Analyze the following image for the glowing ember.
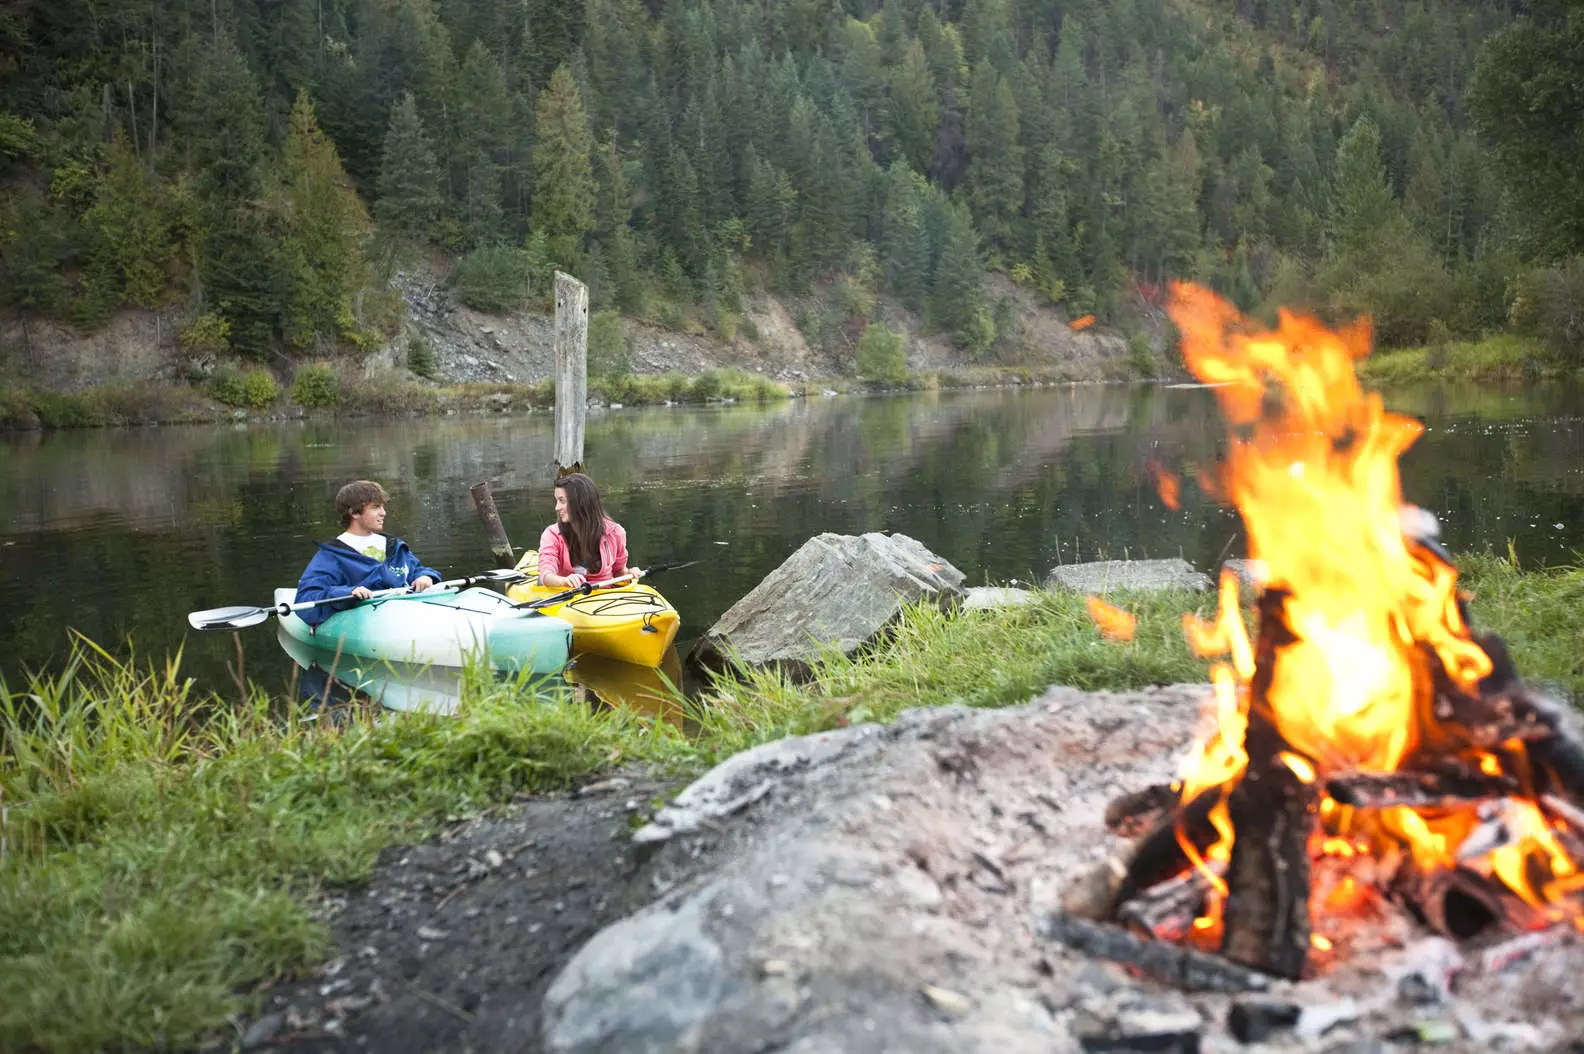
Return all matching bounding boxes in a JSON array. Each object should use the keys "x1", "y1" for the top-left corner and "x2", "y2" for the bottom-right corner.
[
  {"x1": 1159, "y1": 281, "x2": 1584, "y2": 950},
  {"x1": 1085, "y1": 596, "x2": 1137, "y2": 642}
]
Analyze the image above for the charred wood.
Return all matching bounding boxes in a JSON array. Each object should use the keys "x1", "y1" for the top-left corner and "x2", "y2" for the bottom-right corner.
[
  {"x1": 1325, "y1": 766, "x2": 1517, "y2": 811},
  {"x1": 1219, "y1": 592, "x2": 1314, "y2": 981},
  {"x1": 1117, "y1": 865, "x2": 1218, "y2": 940},
  {"x1": 1111, "y1": 786, "x2": 1225, "y2": 913},
  {"x1": 1039, "y1": 913, "x2": 1272, "y2": 993},
  {"x1": 1391, "y1": 864, "x2": 1518, "y2": 942},
  {"x1": 1105, "y1": 783, "x2": 1180, "y2": 837}
]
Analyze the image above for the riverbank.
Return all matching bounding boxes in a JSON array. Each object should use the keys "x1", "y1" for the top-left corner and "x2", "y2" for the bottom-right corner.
[
  {"x1": 0, "y1": 363, "x2": 1139, "y2": 433},
  {"x1": 1359, "y1": 333, "x2": 1574, "y2": 384},
  {"x1": 1, "y1": 553, "x2": 1578, "y2": 1051}
]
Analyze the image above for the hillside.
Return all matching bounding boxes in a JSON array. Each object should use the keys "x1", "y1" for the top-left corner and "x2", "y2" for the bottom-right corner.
[{"x1": 1, "y1": 0, "x2": 1579, "y2": 393}]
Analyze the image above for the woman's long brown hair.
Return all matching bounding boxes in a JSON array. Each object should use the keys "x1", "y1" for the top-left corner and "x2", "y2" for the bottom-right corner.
[{"x1": 555, "y1": 473, "x2": 608, "y2": 571}]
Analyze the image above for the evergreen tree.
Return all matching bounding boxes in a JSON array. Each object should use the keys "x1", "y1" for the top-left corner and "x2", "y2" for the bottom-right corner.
[
  {"x1": 81, "y1": 132, "x2": 176, "y2": 311},
  {"x1": 275, "y1": 91, "x2": 370, "y2": 347},
  {"x1": 376, "y1": 94, "x2": 444, "y2": 253},
  {"x1": 963, "y1": 61, "x2": 1023, "y2": 258},
  {"x1": 530, "y1": 63, "x2": 596, "y2": 266},
  {"x1": 879, "y1": 162, "x2": 931, "y2": 313},
  {"x1": 463, "y1": 151, "x2": 505, "y2": 248},
  {"x1": 890, "y1": 40, "x2": 940, "y2": 176},
  {"x1": 1330, "y1": 116, "x2": 1401, "y2": 263},
  {"x1": 928, "y1": 199, "x2": 993, "y2": 353}
]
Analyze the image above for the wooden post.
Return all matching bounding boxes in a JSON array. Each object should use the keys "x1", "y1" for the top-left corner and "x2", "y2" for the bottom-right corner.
[
  {"x1": 553, "y1": 271, "x2": 589, "y2": 479},
  {"x1": 469, "y1": 481, "x2": 515, "y2": 564}
]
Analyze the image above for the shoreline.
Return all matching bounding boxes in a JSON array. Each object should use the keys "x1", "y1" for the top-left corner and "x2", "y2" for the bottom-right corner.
[{"x1": 0, "y1": 364, "x2": 1154, "y2": 434}]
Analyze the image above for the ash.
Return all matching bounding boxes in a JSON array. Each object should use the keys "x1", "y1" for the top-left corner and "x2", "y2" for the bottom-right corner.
[{"x1": 544, "y1": 685, "x2": 1584, "y2": 1053}]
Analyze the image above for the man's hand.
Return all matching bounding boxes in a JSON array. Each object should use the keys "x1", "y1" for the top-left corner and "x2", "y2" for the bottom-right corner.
[
  {"x1": 351, "y1": 586, "x2": 373, "y2": 600},
  {"x1": 412, "y1": 575, "x2": 435, "y2": 592}
]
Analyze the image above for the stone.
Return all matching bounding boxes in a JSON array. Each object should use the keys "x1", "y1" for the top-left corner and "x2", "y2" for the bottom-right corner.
[
  {"x1": 1043, "y1": 559, "x2": 1211, "y2": 594},
  {"x1": 690, "y1": 532, "x2": 965, "y2": 671},
  {"x1": 962, "y1": 586, "x2": 1037, "y2": 610},
  {"x1": 240, "y1": 1011, "x2": 287, "y2": 1050},
  {"x1": 541, "y1": 887, "x2": 741, "y2": 1054},
  {"x1": 1227, "y1": 999, "x2": 1301, "y2": 1043},
  {"x1": 1220, "y1": 559, "x2": 1268, "y2": 589}
]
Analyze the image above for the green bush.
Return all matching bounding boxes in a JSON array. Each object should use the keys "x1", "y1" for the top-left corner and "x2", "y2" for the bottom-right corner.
[
  {"x1": 30, "y1": 391, "x2": 105, "y2": 428},
  {"x1": 209, "y1": 368, "x2": 278, "y2": 410},
  {"x1": 449, "y1": 246, "x2": 531, "y2": 313},
  {"x1": 855, "y1": 323, "x2": 908, "y2": 383},
  {"x1": 1510, "y1": 257, "x2": 1584, "y2": 363},
  {"x1": 291, "y1": 363, "x2": 341, "y2": 408},
  {"x1": 408, "y1": 336, "x2": 438, "y2": 380},
  {"x1": 588, "y1": 309, "x2": 630, "y2": 379},
  {"x1": 1127, "y1": 332, "x2": 1155, "y2": 376},
  {"x1": 690, "y1": 370, "x2": 724, "y2": 401}
]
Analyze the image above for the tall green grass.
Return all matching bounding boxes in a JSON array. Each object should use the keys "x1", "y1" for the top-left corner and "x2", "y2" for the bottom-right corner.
[
  {"x1": 1361, "y1": 334, "x2": 1561, "y2": 384},
  {"x1": 4, "y1": 557, "x2": 1582, "y2": 1050}
]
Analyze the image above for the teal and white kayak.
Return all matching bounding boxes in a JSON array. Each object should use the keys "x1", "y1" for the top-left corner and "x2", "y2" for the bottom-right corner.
[{"x1": 273, "y1": 586, "x2": 572, "y2": 674}]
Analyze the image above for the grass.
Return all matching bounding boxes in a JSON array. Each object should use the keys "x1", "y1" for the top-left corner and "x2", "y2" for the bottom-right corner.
[
  {"x1": 4, "y1": 554, "x2": 1583, "y2": 1050},
  {"x1": 1361, "y1": 334, "x2": 1564, "y2": 385}
]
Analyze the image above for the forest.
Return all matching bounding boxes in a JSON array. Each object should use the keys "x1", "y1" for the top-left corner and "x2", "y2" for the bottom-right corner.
[{"x1": 0, "y1": 0, "x2": 1580, "y2": 368}]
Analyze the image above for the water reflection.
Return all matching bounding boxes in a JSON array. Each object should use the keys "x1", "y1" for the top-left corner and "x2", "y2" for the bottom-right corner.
[{"x1": 3, "y1": 382, "x2": 1583, "y2": 694}]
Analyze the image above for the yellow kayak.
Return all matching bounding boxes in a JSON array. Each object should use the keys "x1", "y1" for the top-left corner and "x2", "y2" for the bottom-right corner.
[{"x1": 506, "y1": 550, "x2": 681, "y2": 668}]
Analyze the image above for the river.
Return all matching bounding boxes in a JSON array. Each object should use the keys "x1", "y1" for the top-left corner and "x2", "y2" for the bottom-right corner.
[{"x1": 3, "y1": 382, "x2": 1582, "y2": 699}]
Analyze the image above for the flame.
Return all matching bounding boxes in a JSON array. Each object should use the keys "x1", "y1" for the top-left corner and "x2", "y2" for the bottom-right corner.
[
  {"x1": 1069, "y1": 314, "x2": 1096, "y2": 331},
  {"x1": 1085, "y1": 596, "x2": 1137, "y2": 642},
  {"x1": 1147, "y1": 458, "x2": 1182, "y2": 510},
  {"x1": 1162, "y1": 282, "x2": 1580, "y2": 940}
]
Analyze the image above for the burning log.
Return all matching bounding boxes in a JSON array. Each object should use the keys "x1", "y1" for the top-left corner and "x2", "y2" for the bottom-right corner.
[
  {"x1": 1392, "y1": 864, "x2": 1515, "y2": 942},
  {"x1": 1039, "y1": 913, "x2": 1272, "y2": 994},
  {"x1": 1112, "y1": 786, "x2": 1225, "y2": 911},
  {"x1": 1116, "y1": 865, "x2": 1216, "y2": 940},
  {"x1": 1216, "y1": 597, "x2": 1315, "y2": 981},
  {"x1": 1325, "y1": 765, "x2": 1518, "y2": 811},
  {"x1": 1104, "y1": 783, "x2": 1178, "y2": 837}
]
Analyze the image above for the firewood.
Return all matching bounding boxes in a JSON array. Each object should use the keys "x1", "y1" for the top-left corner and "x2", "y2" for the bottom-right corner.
[
  {"x1": 1325, "y1": 766, "x2": 1517, "y2": 811},
  {"x1": 1039, "y1": 913, "x2": 1272, "y2": 993},
  {"x1": 1116, "y1": 865, "x2": 1218, "y2": 940}
]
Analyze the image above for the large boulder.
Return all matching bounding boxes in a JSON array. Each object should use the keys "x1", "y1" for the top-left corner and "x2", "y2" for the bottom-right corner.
[
  {"x1": 1043, "y1": 558, "x2": 1210, "y2": 594},
  {"x1": 690, "y1": 532, "x2": 965, "y2": 672}
]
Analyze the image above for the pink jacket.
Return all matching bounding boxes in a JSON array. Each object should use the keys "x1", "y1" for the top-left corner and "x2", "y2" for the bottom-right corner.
[{"x1": 539, "y1": 519, "x2": 628, "y2": 584}]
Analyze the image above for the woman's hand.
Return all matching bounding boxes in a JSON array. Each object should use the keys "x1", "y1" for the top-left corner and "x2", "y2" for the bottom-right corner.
[
  {"x1": 564, "y1": 572, "x2": 586, "y2": 589},
  {"x1": 351, "y1": 586, "x2": 373, "y2": 600},
  {"x1": 411, "y1": 576, "x2": 435, "y2": 592}
]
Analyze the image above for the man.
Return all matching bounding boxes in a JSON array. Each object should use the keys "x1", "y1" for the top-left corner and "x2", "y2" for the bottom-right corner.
[{"x1": 294, "y1": 480, "x2": 441, "y2": 627}]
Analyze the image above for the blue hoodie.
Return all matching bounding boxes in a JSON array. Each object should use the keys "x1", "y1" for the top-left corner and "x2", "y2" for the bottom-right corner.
[{"x1": 294, "y1": 537, "x2": 443, "y2": 627}]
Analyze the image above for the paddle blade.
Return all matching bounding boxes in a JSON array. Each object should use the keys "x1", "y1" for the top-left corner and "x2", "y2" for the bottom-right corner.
[{"x1": 187, "y1": 606, "x2": 271, "y2": 631}]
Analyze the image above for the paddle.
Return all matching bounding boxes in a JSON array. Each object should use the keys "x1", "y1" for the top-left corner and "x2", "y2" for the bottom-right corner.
[
  {"x1": 186, "y1": 568, "x2": 528, "y2": 632},
  {"x1": 509, "y1": 560, "x2": 698, "y2": 611}
]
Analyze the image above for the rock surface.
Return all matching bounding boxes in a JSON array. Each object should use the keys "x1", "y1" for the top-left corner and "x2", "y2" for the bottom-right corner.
[
  {"x1": 962, "y1": 586, "x2": 1038, "y2": 610},
  {"x1": 542, "y1": 685, "x2": 1584, "y2": 1054},
  {"x1": 690, "y1": 532, "x2": 965, "y2": 671},
  {"x1": 1044, "y1": 558, "x2": 1211, "y2": 594}
]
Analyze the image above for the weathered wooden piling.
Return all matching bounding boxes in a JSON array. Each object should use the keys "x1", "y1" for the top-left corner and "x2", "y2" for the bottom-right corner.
[
  {"x1": 469, "y1": 480, "x2": 515, "y2": 563},
  {"x1": 553, "y1": 271, "x2": 589, "y2": 479}
]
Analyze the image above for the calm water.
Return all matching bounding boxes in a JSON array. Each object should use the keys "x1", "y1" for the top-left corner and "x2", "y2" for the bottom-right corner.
[{"x1": 3, "y1": 382, "x2": 1583, "y2": 697}]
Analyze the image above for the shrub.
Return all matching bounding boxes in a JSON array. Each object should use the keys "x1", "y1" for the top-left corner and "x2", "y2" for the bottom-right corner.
[
  {"x1": 291, "y1": 363, "x2": 341, "y2": 408},
  {"x1": 587, "y1": 310, "x2": 630, "y2": 379},
  {"x1": 1509, "y1": 257, "x2": 1584, "y2": 363},
  {"x1": 690, "y1": 370, "x2": 724, "y2": 401},
  {"x1": 180, "y1": 312, "x2": 231, "y2": 352},
  {"x1": 855, "y1": 323, "x2": 908, "y2": 383},
  {"x1": 209, "y1": 368, "x2": 277, "y2": 410},
  {"x1": 449, "y1": 246, "x2": 531, "y2": 313},
  {"x1": 1127, "y1": 332, "x2": 1155, "y2": 376},
  {"x1": 408, "y1": 337, "x2": 438, "y2": 380}
]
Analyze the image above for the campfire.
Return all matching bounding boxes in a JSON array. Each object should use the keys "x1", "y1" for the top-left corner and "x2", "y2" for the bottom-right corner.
[{"x1": 1060, "y1": 283, "x2": 1584, "y2": 989}]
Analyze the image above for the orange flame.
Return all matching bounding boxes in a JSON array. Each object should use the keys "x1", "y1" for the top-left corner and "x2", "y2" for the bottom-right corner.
[
  {"x1": 1165, "y1": 281, "x2": 1577, "y2": 932},
  {"x1": 1085, "y1": 596, "x2": 1137, "y2": 642},
  {"x1": 1147, "y1": 458, "x2": 1182, "y2": 510},
  {"x1": 1069, "y1": 314, "x2": 1096, "y2": 331}
]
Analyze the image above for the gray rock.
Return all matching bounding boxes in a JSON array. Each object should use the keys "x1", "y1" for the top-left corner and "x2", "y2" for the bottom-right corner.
[
  {"x1": 541, "y1": 886, "x2": 741, "y2": 1054},
  {"x1": 1044, "y1": 559, "x2": 1210, "y2": 594},
  {"x1": 691, "y1": 532, "x2": 965, "y2": 671},
  {"x1": 1221, "y1": 559, "x2": 1268, "y2": 589},
  {"x1": 241, "y1": 1011, "x2": 287, "y2": 1050},
  {"x1": 962, "y1": 586, "x2": 1037, "y2": 610}
]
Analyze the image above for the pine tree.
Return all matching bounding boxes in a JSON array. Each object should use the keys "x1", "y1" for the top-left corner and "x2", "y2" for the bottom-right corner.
[
  {"x1": 928, "y1": 199, "x2": 993, "y2": 353},
  {"x1": 890, "y1": 40, "x2": 940, "y2": 176},
  {"x1": 464, "y1": 151, "x2": 504, "y2": 248},
  {"x1": 375, "y1": 93, "x2": 444, "y2": 252},
  {"x1": 1330, "y1": 116, "x2": 1401, "y2": 263},
  {"x1": 81, "y1": 132, "x2": 176, "y2": 311},
  {"x1": 879, "y1": 162, "x2": 930, "y2": 312},
  {"x1": 963, "y1": 61, "x2": 1023, "y2": 258},
  {"x1": 530, "y1": 64, "x2": 595, "y2": 267},
  {"x1": 275, "y1": 90, "x2": 370, "y2": 347}
]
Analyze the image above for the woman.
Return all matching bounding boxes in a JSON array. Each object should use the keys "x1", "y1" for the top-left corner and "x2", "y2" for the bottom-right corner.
[{"x1": 538, "y1": 473, "x2": 641, "y2": 589}]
